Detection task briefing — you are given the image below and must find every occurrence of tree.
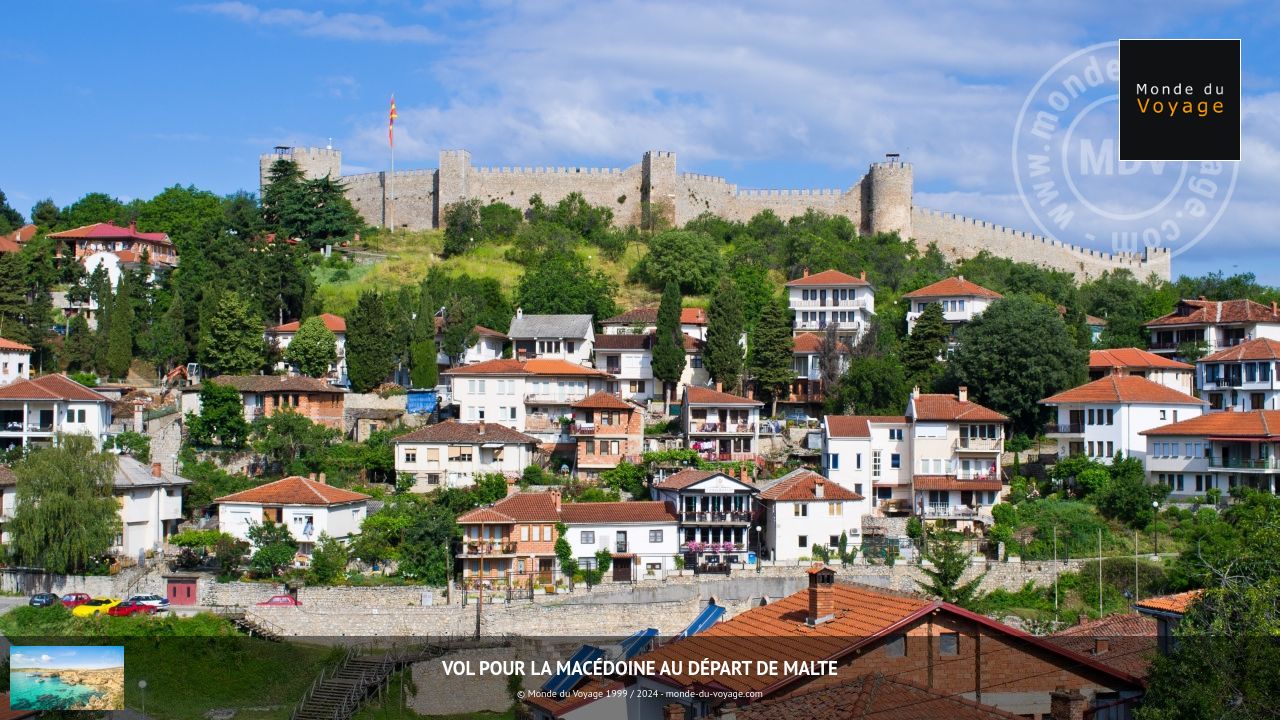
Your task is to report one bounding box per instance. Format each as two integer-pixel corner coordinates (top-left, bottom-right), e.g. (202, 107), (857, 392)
(7, 435), (120, 573)
(136, 184), (224, 244)
(63, 314), (94, 371)
(199, 291), (265, 376)
(149, 292), (188, 372)
(826, 356), (909, 414)
(285, 316), (337, 377)
(515, 249), (617, 319)
(409, 334), (439, 389)
(554, 522), (578, 581)
(916, 531), (985, 607)
(250, 409), (339, 474)
(105, 278), (134, 379)
(261, 160), (362, 248)
(30, 198), (60, 230)
(633, 230), (724, 293)
(949, 296), (1085, 436)
(1094, 454), (1169, 528)
(346, 291), (396, 393)
(901, 301), (948, 387)
(750, 297), (794, 416)
(186, 380), (250, 449)
(247, 520), (298, 577)
(704, 277), (744, 392)
(59, 192), (127, 230)
(0, 190), (25, 233)
(442, 199), (484, 257)
(307, 533), (349, 584)
(817, 321), (844, 393)
(652, 281), (686, 413)
(396, 502), (457, 584)
(601, 462), (649, 500)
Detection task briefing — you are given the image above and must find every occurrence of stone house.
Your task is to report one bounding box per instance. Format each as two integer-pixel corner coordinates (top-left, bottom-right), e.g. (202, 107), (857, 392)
(181, 375), (346, 429)
(569, 392), (644, 480)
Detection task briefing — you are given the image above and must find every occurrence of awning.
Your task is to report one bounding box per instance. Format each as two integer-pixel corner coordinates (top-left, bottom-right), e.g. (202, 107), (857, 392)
(481, 442), (506, 449)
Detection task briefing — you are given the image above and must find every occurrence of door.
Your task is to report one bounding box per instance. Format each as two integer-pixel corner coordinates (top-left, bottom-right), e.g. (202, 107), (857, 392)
(125, 522), (147, 555)
(166, 578), (197, 606)
(612, 557), (632, 582)
(538, 558), (554, 584)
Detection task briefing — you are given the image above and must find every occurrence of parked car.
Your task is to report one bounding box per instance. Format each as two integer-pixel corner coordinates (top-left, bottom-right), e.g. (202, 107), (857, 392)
(71, 598), (122, 617)
(256, 595), (301, 607)
(60, 593), (92, 608)
(107, 599), (158, 617)
(28, 593), (60, 608)
(127, 594), (170, 609)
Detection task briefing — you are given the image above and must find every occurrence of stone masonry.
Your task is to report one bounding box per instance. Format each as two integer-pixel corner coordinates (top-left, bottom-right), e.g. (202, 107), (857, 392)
(260, 145), (1171, 282)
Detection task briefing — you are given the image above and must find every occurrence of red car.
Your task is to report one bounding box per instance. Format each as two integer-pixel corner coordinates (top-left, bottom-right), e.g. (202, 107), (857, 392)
(257, 595), (301, 607)
(60, 593), (92, 608)
(107, 599), (159, 617)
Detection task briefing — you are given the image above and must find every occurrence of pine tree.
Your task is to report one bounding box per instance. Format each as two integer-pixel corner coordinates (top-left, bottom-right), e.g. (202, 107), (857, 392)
(916, 531), (985, 607)
(198, 291), (265, 376)
(150, 292), (188, 372)
(750, 297), (794, 416)
(63, 314), (94, 371)
(902, 301), (949, 388)
(285, 316), (338, 377)
(106, 276), (135, 379)
(409, 299), (440, 389)
(704, 277), (744, 392)
(346, 291), (396, 393)
(651, 281), (686, 413)
(0, 253), (27, 340)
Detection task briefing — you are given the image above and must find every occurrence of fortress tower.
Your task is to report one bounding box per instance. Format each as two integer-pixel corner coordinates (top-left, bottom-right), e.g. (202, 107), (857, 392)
(862, 156), (913, 238)
(641, 150), (678, 228)
(258, 146), (343, 191)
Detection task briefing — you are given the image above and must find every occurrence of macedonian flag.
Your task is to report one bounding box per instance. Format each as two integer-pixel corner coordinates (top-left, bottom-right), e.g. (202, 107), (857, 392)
(389, 95), (398, 147)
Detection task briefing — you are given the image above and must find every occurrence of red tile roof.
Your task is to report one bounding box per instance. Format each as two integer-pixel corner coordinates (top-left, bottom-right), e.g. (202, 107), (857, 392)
(1047, 614), (1158, 678)
(1143, 299), (1280, 328)
(792, 332), (849, 354)
(571, 391), (634, 410)
(392, 420), (538, 445)
(682, 333), (704, 352)
(4, 224), (38, 244)
(49, 221), (172, 245)
(0, 374), (108, 402)
(911, 393), (1007, 422)
(0, 336), (34, 352)
(902, 276), (1003, 299)
(759, 469), (863, 501)
(912, 475), (1003, 491)
(270, 313), (346, 334)
(785, 269), (870, 287)
(601, 307), (708, 325)
(1135, 589), (1203, 615)
(593, 334), (652, 351)
(457, 492), (561, 524)
(1140, 410), (1280, 438)
(474, 325), (507, 339)
(1090, 348), (1193, 370)
(1040, 375), (1204, 406)
(443, 358), (610, 377)
(215, 476), (369, 506)
(824, 415), (908, 438)
(0, 236), (19, 254)
(685, 385), (762, 406)
(558, 500), (678, 525)
(652, 468), (734, 490)
(205, 375), (345, 394)
(1199, 337), (1280, 362)
(735, 673), (1023, 720)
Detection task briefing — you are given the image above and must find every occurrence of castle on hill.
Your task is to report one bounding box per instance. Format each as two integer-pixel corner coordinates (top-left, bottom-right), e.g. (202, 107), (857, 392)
(259, 146), (1170, 282)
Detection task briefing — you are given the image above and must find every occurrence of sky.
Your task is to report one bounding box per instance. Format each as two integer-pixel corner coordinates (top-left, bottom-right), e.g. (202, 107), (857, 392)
(2, 1), (1278, 281)
(10, 645), (124, 670)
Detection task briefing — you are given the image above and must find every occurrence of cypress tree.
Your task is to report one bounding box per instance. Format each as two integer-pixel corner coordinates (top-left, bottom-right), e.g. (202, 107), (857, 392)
(749, 297), (794, 416)
(105, 277), (134, 379)
(902, 301), (949, 388)
(704, 277), (744, 392)
(651, 281), (686, 414)
(347, 291), (396, 393)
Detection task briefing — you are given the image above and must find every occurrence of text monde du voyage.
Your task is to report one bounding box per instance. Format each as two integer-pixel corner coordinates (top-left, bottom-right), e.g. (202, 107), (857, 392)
(1134, 83), (1229, 118)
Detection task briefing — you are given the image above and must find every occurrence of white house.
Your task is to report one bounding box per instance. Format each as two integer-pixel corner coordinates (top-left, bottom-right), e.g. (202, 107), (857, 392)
(1197, 338), (1280, 411)
(785, 269), (875, 345)
(758, 469), (865, 562)
(593, 334), (654, 403)
(903, 276), (1003, 339)
(112, 456), (189, 558)
(216, 475), (370, 555)
(266, 313), (348, 386)
(1143, 298), (1280, 358)
(906, 388), (1008, 528)
(0, 374), (111, 451)
(460, 326), (507, 365)
(682, 385), (763, 462)
(507, 310), (594, 365)
(0, 466), (17, 544)
(392, 420), (539, 491)
(822, 414), (911, 512)
(1141, 410), (1280, 498)
(600, 306), (708, 341)
(1042, 375), (1205, 463)
(0, 337), (32, 386)
(1089, 348), (1195, 395)
(559, 501), (680, 581)
(651, 468), (757, 560)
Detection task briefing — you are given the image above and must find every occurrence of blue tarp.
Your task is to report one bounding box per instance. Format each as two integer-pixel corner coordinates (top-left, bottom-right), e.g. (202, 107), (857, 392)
(406, 389), (438, 415)
(617, 628), (659, 660)
(541, 644), (605, 695)
(678, 603), (725, 638)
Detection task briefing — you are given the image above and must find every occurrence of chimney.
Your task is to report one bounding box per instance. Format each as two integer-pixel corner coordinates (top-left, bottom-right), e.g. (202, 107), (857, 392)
(814, 478), (824, 499)
(802, 268), (809, 278)
(806, 564), (836, 626)
(133, 401), (145, 434)
(958, 386), (968, 403)
(550, 490), (562, 511)
(150, 462), (162, 478)
(128, 220), (138, 232)
(1049, 687), (1087, 720)
(662, 704), (686, 720)
(912, 385), (921, 399)
(1198, 295), (1207, 301)
(715, 381), (723, 392)
(318, 473), (326, 485)
(958, 275), (964, 281)
(739, 464), (750, 485)
(1272, 301), (1277, 315)
(309, 473), (317, 481)
(1093, 637), (1109, 655)
(516, 307), (524, 319)
(746, 388), (754, 400)
(478, 419), (486, 436)
(859, 270), (867, 282)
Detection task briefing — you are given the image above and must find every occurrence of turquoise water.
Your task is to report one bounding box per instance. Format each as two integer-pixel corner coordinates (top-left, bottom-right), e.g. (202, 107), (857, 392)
(9, 669), (105, 710)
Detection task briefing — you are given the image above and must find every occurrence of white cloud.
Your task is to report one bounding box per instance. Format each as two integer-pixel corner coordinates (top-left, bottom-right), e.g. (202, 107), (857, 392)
(39, 654), (52, 662)
(186, 2), (439, 43)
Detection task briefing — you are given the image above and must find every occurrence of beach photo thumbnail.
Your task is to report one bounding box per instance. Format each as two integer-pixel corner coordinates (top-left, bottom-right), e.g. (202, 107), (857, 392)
(9, 645), (124, 711)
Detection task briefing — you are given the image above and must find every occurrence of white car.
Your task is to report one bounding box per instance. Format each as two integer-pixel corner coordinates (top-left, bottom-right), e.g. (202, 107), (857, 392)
(128, 594), (170, 609)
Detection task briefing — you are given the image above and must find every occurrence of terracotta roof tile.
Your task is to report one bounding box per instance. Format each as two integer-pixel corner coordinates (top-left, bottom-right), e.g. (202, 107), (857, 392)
(736, 673), (1023, 720)
(913, 475), (1003, 491)
(393, 420), (538, 445)
(1143, 299), (1280, 328)
(0, 336), (34, 352)
(49, 221), (172, 245)
(792, 332), (849, 354)
(593, 334), (652, 351)
(216, 476), (369, 506)
(902, 276), (1003, 299)
(759, 469), (863, 501)
(457, 492), (561, 524)
(824, 415), (908, 438)
(601, 307), (708, 325)
(785, 269), (870, 287)
(911, 394), (1007, 422)
(455, 507), (516, 523)
(685, 385), (762, 406)
(1047, 614), (1158, 678)
(571, 391), (634, 410)
(652, 468), (724, 490)
(558, 501), (678, 524)
(1140, 410), (1280, 438)
(1090, 348), (1193, 370)
(0, 374), (109, 402)
(4, 224), (38, 244)
(270, 313), (347, 334)
(1199, 337), (1280, 362)
(474, 325), (507, 339)
(682, 333), (704, 352)
(205, 375), (345, 394)
(523, 358), (611, 376)
(442, 358), (529, 375)
(1040, 375), (1204, 406)
(1135, 589), (1203, 615)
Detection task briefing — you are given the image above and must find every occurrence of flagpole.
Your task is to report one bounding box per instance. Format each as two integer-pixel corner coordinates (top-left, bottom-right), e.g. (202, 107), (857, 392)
(388, 93), (396, 232)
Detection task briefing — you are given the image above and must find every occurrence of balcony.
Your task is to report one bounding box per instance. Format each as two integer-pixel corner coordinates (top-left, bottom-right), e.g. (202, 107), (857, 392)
(791, 298), (868, 310)
(680, 510), (753, 525)
(922, 504), (988, 520)
(1044, 423), (1084, 435)
(525, 416), (569, 432)
(794, 320), (867, 332)
(459, 540), (518, 556)
(524, 390), (589, 404)
(569, 423), (595, 435)
(0, 421), (53, 434)
(954, 437), (1002, 452)
(1206, 457), (1280, 471)
(695, 451), (758, 462)
(689, 422), (756, 434)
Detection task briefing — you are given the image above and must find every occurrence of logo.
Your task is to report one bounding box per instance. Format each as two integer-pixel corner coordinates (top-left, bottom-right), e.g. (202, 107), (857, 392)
(1012, 41), (1238, 258)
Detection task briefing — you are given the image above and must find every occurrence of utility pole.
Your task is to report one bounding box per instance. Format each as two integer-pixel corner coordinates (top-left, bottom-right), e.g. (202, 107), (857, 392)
(1098, 528), (1103, 617)
(1134, 529), (1140, 604)
(1053, 526), (1058, 615)
(475, 520), (483, 640)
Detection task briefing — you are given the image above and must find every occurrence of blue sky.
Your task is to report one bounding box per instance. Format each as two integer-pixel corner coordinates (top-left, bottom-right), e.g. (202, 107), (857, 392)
(10, 646), (124, 670)
(2, 1), (1277, 281)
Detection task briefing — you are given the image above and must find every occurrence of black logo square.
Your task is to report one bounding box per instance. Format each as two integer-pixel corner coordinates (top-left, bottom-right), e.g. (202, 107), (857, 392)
(1119, 39), (1240, 161)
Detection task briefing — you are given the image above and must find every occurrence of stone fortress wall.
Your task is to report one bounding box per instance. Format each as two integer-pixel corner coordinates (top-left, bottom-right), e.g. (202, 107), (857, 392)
(259, 146), (1171, 281)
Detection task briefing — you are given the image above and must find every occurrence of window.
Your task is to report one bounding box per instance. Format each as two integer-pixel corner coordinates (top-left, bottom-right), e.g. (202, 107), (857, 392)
(427, 474), (440, 485)
(890, 453), (900, 469)
(1107, 441), (1114, 456)
(520, 526), (529, 541)
(889, 428), (904, 440)
(403, 450), (417, 463)
(649, 529), (663, 543)
(940, 632), (959, 656)
(1106, 409), (1114, 425)
(542, 525), (551, 541)
(794, 504), (808, 517)
(1160, 409), (1167, 420)
(66, 409), (74, 422)
(830, 453), (839, 469)
(797, 535), (808, 548)
(884, 634), (906, 657)
(828, 502), (842, 516)
(830, 535), (840, 547)
(578, 557), (597, 570)
(690, 355), (703, 368)
(1088, 409), (1095, 425)
(872, 451), (881, 478)
(856, 453), (862, 469)
(854, 483), (863, 495)
(580, 531), (595, 544)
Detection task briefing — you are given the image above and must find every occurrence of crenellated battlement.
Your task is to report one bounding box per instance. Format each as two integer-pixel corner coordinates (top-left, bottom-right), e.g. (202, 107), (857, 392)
(472, 165), (626, 175)
(734, 187), (846, 198)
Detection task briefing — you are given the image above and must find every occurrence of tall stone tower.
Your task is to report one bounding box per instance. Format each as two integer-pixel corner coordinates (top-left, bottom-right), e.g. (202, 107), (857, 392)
(436, 149), (472, 227)
(259, 146), (342, 191)
(641, 150), (678, 228)
(863, 156), (913, 238)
